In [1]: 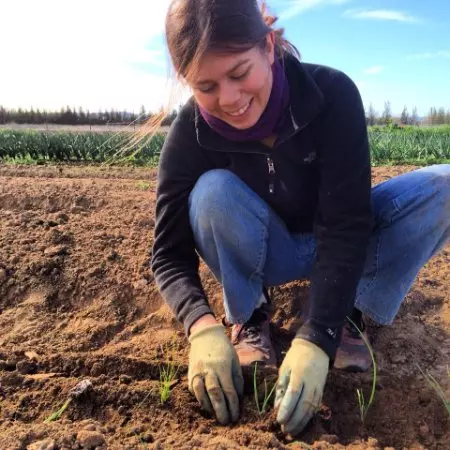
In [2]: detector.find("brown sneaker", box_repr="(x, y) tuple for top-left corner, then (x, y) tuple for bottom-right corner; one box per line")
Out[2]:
(228, 293), (277, 367)
(334, 318), (372, 372)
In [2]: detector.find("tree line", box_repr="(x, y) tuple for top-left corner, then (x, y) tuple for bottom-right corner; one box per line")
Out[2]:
(366, 102), (450, 126)
(0, 105), (178, 126)
(1, 103), (450, 127)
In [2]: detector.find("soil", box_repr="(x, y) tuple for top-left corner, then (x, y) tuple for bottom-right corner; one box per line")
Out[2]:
(0, 164), (448, 450)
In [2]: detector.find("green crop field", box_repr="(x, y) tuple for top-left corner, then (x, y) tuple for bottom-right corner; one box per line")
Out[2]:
(369, 125), (450, 165)
(0, 125), (449, 166)
(0, 129), (164, 166)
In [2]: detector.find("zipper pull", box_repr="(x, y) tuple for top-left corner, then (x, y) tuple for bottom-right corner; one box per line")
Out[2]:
(267, 156), (276, 194)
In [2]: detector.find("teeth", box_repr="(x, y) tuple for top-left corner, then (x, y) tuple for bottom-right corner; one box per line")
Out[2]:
(228, 100), (251, 116)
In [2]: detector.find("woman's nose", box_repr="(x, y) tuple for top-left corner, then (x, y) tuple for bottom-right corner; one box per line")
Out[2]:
(218, 81), (241, 110)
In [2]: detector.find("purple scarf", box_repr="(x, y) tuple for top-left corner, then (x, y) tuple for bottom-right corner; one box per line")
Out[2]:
(198, 58), (290, 142)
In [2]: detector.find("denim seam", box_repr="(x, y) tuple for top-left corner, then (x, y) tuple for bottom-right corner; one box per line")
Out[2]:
(390, 170), (444, 216)
(355, 231), (397, 325)
(355, 232), (382, 312)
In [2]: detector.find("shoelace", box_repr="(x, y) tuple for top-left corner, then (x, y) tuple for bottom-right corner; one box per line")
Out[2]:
(237, 324), (271, 354)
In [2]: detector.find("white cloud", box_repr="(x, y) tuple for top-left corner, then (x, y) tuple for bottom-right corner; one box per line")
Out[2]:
(407, 50), (450, 60)
(0, 0), (175, 112)
(344, 9), (420, 23)
(363, 66), (384, 75)
(279, 0), (352, 22)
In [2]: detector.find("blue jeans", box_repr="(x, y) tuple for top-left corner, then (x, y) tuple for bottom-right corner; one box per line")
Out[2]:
(188, 165), (450, 326)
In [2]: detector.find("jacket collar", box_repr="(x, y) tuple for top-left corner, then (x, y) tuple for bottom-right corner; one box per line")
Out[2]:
(194, 53), (324, 153)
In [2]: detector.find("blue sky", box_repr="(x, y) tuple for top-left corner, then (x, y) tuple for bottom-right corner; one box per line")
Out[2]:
(271, 0), (450, 117)
(1, 0), (449, 116)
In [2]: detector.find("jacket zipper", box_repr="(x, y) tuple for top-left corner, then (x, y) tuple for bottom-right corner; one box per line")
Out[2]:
(266, 156), (276, 195)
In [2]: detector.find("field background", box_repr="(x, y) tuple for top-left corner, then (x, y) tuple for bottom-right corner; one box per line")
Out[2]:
(1, 124), (450, 167)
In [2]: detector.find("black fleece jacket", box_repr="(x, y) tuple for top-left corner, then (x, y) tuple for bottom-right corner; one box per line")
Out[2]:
(151, 54), (373, 360)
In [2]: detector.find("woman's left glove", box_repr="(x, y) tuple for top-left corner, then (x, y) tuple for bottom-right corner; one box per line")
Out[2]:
(275, 338), (329, 436)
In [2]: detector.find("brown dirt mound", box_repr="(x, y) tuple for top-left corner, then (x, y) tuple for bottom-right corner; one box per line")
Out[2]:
(0, 164), (448, 449)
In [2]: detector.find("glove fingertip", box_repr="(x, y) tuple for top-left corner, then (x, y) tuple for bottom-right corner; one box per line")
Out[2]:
(284, 411), (313, 437)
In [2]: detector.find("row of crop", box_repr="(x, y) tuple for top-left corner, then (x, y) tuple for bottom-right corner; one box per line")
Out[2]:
(1, 127), (450, 165)
(369, 126), (450, 165)
(0, 129), (165, 165)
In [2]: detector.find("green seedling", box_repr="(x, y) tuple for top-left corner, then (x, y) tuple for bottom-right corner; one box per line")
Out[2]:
(43, 398), (72, 423)
(346, 317), (377, 423)
(253, 362), (277, 416)
(44, 379), (93, 423)
(417, 364), (450, 415)
(159, 338), (180, 404)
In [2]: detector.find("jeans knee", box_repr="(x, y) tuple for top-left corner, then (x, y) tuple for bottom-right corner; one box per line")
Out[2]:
(373, 164), (450, 228)
(428, 164), (450, 205)
(188, 169), (240, 231)
(416, 165), (450, 228)
(422, 164), (450, 187)
(189, 169), (237, 210)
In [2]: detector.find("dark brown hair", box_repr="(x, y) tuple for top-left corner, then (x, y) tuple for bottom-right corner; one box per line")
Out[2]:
(134, 0), (299, 145)
(166, 0), (300, 81)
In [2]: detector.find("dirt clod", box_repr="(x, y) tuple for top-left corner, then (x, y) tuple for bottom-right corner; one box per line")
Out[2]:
(43, 245), (68, 257)
(90, 362), (105, 377)
(197, 424), (211, 434)
(119, 375), (132, 385)
(76, 430), (105, 449)
(16, 360), (37, 375)
(27, 438), (56, 450)
(419, 424), (430, 437)
(319, 434), (339, 444)
(0, 268), (7, 283)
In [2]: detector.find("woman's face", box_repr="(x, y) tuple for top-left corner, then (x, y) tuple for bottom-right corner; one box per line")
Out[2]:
(189, 33), (275, 129)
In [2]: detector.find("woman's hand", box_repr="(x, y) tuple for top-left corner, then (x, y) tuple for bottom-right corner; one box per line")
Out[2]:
(188, 323), (244, 424)
(275, 338), (329, 436)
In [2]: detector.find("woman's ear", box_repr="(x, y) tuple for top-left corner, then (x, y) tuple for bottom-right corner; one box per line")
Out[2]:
(266, 31), (276, 65)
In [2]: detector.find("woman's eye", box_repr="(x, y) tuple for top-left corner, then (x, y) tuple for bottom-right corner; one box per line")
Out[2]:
(230, 69), (250, 80)
(199, 85), (216, 94)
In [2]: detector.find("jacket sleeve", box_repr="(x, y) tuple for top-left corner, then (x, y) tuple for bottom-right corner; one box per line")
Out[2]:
(151, 109), (214, 335)
(295, 71), (373, 361)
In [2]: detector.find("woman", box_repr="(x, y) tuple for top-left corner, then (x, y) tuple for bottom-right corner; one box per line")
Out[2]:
(151, 0), (450, 436)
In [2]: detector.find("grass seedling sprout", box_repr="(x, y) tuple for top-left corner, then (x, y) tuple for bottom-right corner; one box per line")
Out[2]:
(159, 338), (180, 404)
(346, 316), (377, 423)
(417, 364), (450, 415)
(43, 398), (72, 423)
(43, 379), (93, 424)
(253, 362), (277, 416)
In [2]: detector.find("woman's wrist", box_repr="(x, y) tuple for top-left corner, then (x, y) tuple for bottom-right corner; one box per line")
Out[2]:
(189, 314), (217, 336)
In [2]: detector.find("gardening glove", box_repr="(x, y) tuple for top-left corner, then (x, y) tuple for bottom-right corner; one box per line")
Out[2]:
(275, 338), (329, 436)
(188, 324), (244, 425)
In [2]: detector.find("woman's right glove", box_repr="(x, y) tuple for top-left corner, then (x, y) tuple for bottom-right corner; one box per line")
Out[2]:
(188, 324), (244, 424)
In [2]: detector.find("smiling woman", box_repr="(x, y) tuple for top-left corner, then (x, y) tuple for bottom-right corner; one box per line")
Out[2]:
(164, 0), (298, 134)
(149, 0), (450, 440)
(140, 0), (299, 137)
